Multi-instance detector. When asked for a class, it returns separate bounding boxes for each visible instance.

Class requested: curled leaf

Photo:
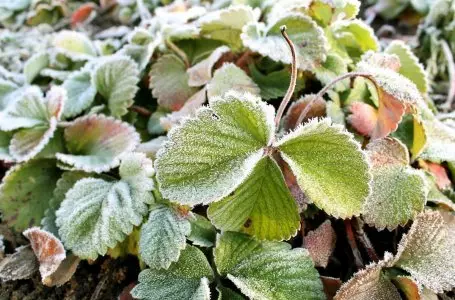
[187,45,230,87]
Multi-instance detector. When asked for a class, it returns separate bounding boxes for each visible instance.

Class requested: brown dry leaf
[366,137,410,167]
[23,227,66,281]
[304,220,336,268]
[0,245,38,281]
[320,276,342,300]
[42,254,80,287]
[283,94,326,130]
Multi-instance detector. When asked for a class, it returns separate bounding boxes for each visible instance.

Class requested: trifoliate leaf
[249,64,305,101]
[208,156,300,241]
[241,13,327,70]
[314,53,348,91]
[139,205,191,270]
[207,63,260,100]
[41,171,90,237]
[394,210,455,293]
[62,67,96,118]
[275,118,371,218]
[187,45,230,87]
[198,5,259,51]
[385,41,429,93]
[155,91,275,206]
[56,153,155,259]
[328,19,379,61]
[0,159,61,231]
[24,52,49,84]
[53,30,97,61]
[214,231,325,300]
[0,246,38,281]
[150,54,198,111]
[304,220,336,268]
[131,245,214,300]
[334,253,401,300]
[188,214,217,248]
[92,55,139,118]
[419,120,455,163]
[56,114,140,173]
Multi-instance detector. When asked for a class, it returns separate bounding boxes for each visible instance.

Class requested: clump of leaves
[0,1,455,299]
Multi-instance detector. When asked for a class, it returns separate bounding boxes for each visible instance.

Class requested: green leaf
[217,286,245,300]
[249,64,305,101]
[188,214,217,248]
[419,120,455,163]
[62,68,96,118]
[131,245,214,300]
[0,79,18,111]
[214,232,325,300]
[41,171,90,237]
[118,40,158,72]
[149,54,198,111]
[56,114,140,173]
[385,40,429,93]
[139,205,191,269]
[394,210,455,293]
[155,91,275,206]
[56,153,155,259]
[207,63,260,100]
[53,30,97,61]
[199,5,259,51]
[241,13,327,70]
[0,130,13,162]
[92,55,139,118]
[276,118,371,218]
[314,53,348,91]
[24,52,49,84]
[0,159,61,231]
[208,156,299,241]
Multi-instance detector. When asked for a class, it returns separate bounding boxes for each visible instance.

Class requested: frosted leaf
[0,79,18,111]
[42,254,80,287]
[363,165,427,230]
[117,41,158,72]
[62,67,96,118]
[425,173,455,211]
[421,161,451,190]
[365,137,409,168]
[359,51,401,71]
[41,171,91,237]
[53,30,97,61]
[136,136,168,160]
[0,246,38,281]
[139,204,191,269]
[150,54,198,111]
[385,40,429,93]
[419,120,455,163]
[56,153,155,259]
[334,254,401,300]
[275,118,371,218]
[393,210,455,293]
[214,231,325,300]
[329,20,379,61]
[24,52,49,84]
[0,130,12,162]
[208,156,300,241]
[198,5,259,50]
[304,220,336,268]
[207,63,260,100]
[131,245,214,300]
[160,87,207,132]
[23,227,65,282]
[314,53,348,91]
[92,55,139,118]
[188,214,217,248]
[283,94,326,129]
[241,13,327,71]
[155,91,275,205]
[187,46,230,87]
[0,159,61,231]
[56,114,140,173]
[10,122,57,162]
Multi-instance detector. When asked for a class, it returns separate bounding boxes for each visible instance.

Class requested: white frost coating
[197,5,259,29]
[241,12,328,71]
[187,46,230,87]
[56,114,140,173]
[53,30,97,61]
[420,119,455,163]
[155,91,275,206]
[275,118,372,218]
[331,19,379,52]
[62,67,96,118]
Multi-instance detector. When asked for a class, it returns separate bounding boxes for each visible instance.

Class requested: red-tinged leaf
[71,3,97,28]
[283,95,326,130]
[119,282,136,300]
[421,161,452,190]
[348,102,378,136]
[23,227,66,280]
[372,92,407,140]
[320,276,342,300]
[304,220,336,268]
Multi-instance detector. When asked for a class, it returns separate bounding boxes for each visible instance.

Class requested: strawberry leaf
[131,245,214,300]
[155,91,275,206]
[62,67,96,118]
[53,30,97,61]
[56,153,155,259]
[208,156,300,241]
[187,214,217,248]
[187,45,230,87]
[276,118,371,218]
[214,231,325,300]
[24,52,49,84]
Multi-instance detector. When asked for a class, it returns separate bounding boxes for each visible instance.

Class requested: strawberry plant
[0,0,454,299]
